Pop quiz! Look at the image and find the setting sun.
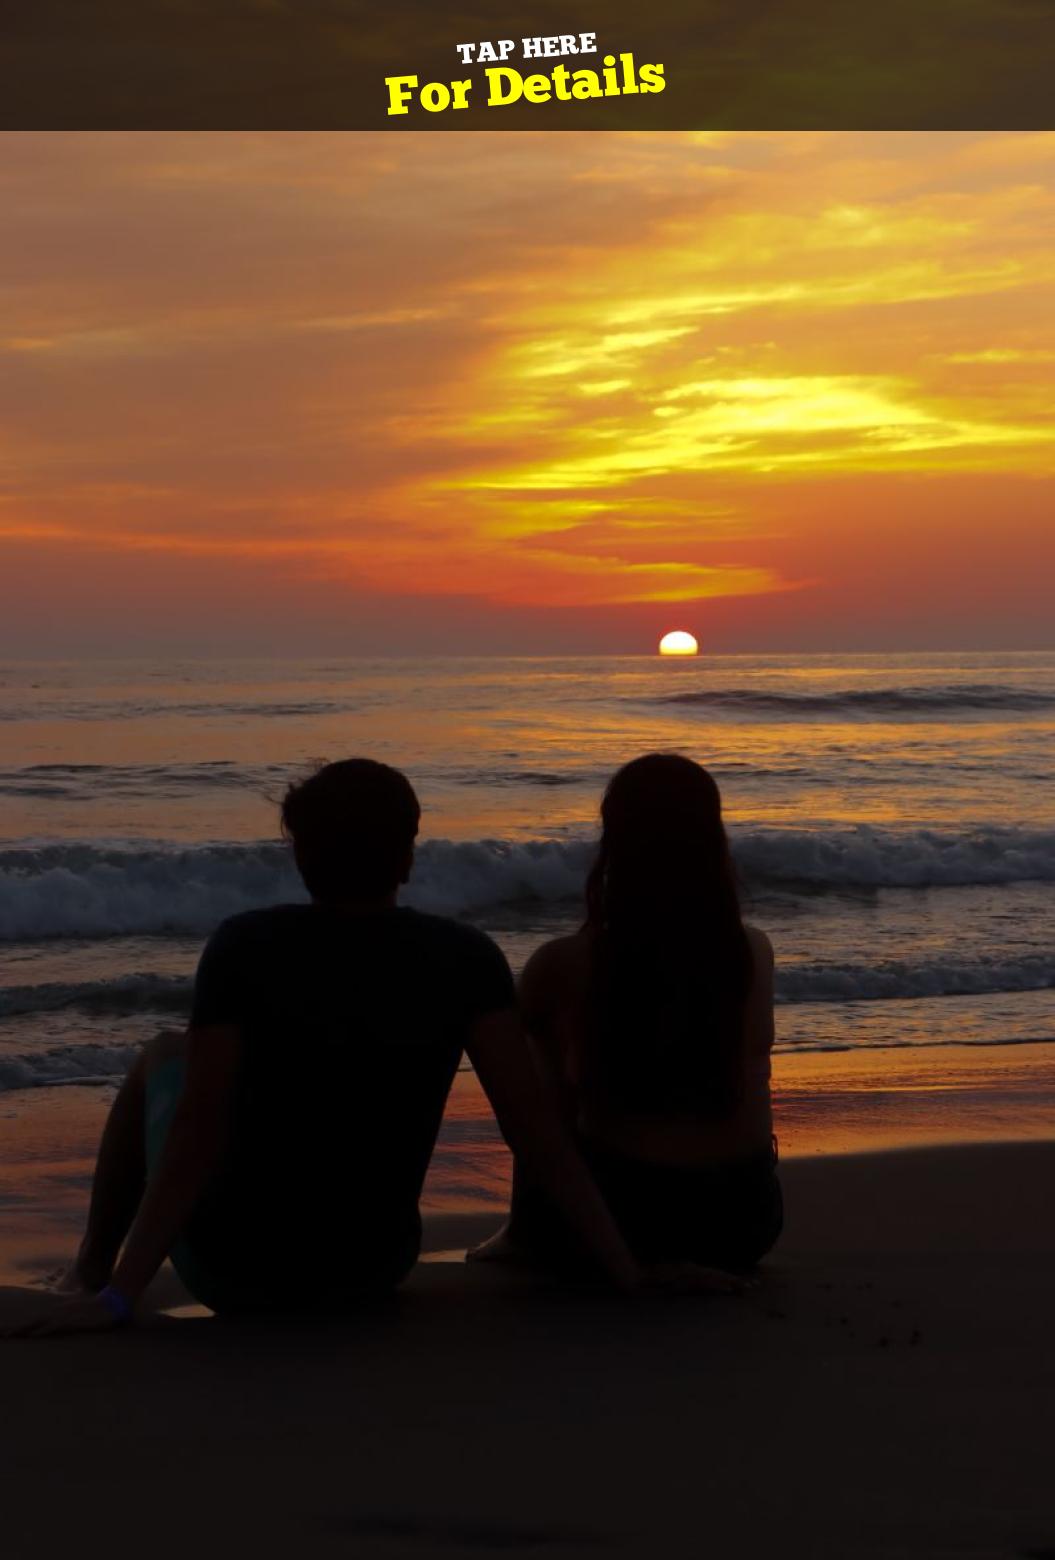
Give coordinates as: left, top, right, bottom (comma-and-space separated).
658, 630, 699, 656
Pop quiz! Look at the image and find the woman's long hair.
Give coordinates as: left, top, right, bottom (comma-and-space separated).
582, 753, 753, 1118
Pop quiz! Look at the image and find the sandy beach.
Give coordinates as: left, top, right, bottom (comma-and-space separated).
3, 1062, 1053, 1559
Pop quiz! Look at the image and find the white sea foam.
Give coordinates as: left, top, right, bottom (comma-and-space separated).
732, 824, 1055, 889
775, 954, 1054, 1004
0, 1042, 140, 1092
0, 842, 302, 942
1, 825, 1054, 942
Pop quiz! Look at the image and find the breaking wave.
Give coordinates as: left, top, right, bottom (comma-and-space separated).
0, 1042, 140, 1093
1, 824, 1053, 942
775, 953, 1054, 1004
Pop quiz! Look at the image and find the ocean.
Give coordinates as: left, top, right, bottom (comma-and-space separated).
2, 650, 1053, 1102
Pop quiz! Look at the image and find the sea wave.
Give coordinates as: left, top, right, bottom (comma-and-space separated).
776, 954, 1054, 1004
0, 761, 593, 800
0, 841, 303, 942
452, 769, 585, 788
1, 824, 1053, 942
4, 1019, 1055, 1095
0, 1042, 140, 1093
0, 760, 290, 800
4, 952, 1050, 1026
655, 683, 1054, 717
0, 973, 193, 1020
0, 699, 356, 723
733, 823, 1055, 889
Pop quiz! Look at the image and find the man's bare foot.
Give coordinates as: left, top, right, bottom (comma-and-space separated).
39, 1258, 112, 1294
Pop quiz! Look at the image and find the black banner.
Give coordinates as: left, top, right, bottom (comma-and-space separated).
3, 0, 1054, 129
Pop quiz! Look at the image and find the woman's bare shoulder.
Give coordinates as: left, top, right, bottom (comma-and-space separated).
744, 922, 774, 966
518, 933, 590, 1037
521, 930, 590, 985
521, 930, 592, 1005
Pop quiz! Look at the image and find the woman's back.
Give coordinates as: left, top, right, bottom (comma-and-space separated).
500, 753, 783, 1274
520, 920, 775, 1168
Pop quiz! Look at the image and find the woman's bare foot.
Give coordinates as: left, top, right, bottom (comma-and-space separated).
466, 1225, 532, 1266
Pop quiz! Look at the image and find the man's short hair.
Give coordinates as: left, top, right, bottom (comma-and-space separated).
281, 759, 421, 901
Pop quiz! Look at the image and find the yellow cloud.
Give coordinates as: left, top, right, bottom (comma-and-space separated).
2, 131, 1053, 623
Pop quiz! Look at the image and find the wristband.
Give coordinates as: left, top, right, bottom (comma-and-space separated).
97, 1284, 135, 1324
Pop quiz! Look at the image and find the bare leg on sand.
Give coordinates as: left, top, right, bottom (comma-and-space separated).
466, 1223, 524, 1264
50, 1031, 184, 1293
467, 1163, 541, 1267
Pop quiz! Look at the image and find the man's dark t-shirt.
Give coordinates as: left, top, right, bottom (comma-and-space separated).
184, 903, 514, 1302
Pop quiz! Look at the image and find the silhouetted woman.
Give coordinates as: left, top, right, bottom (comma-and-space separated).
474, 753, 782, 1281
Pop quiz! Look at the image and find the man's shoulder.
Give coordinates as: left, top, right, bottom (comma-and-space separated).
398, 907, 505, 961
396, 910, 514, 1012
208, 903, 311, 947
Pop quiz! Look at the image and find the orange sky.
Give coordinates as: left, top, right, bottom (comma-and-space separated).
1, 131, 1052, 654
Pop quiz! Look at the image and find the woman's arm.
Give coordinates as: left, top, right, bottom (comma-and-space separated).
516, 939, 580, 1115
743, 925, 776, 1059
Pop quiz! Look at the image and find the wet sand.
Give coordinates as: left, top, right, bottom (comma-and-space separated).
8, 1040, 1054, 1251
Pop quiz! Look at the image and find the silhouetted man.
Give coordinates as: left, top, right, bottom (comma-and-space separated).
9, 759, 637, 1332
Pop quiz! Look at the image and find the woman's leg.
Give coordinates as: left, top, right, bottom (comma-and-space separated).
467, 1160, 540, 1264
64, 1031, 184, 1290
469, 1159, 600, 1275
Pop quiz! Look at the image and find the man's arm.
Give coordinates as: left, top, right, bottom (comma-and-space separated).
465, 1009, 640, 1293
108, 1023, 242, 1305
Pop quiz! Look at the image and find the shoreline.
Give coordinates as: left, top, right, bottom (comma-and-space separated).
3, 1039, 1054, 1273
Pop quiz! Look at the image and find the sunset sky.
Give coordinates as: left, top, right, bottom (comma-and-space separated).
1, 130, 1052, 655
